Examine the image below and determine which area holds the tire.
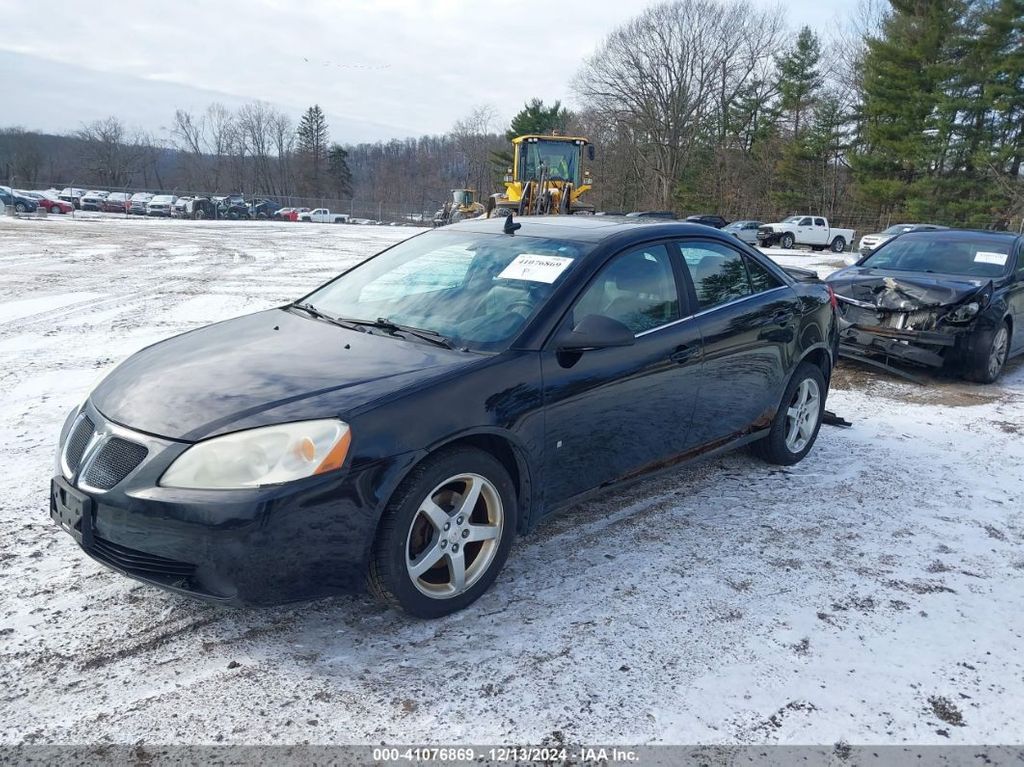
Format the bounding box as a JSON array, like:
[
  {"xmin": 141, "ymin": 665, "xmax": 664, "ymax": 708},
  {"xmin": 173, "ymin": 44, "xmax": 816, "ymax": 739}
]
[
  {"xmin": 227, "ymin": 210, "xmax": 238, "ymax": 220},
  {"xmin": 965, "ymin": 320, "xmax": 1010, "ymax": 384},
  {"xmin": 780, "ymin": 233, "xmax": 795, "ymax": 249},
  {"xmin": 369, "ymin": 447, "xmax": 517, "ymax": 618},
  {"xmin": 830, "ymin": 237, "xmax": 846, "ymax": 253},
  {"xmin": 753, "ymin": 361, "xmax": 827, "ymax": 466},
  {"xmin": 256, "ymin": 212, "xmax": 267, "ymax": 220},
  {"xmin": 14, "ymin": 203, "xmax": 26, "ymax": 213}
]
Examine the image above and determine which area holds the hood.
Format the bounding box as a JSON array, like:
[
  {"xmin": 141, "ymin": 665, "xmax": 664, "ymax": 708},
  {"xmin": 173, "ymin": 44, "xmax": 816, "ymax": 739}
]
[
  {"xmin": 827, "ymin": 267, "xmax": 989, "ymax": 311},
  {"xmin": 92, "ymin": 308, "xmax": 477, "ymax": 441}
]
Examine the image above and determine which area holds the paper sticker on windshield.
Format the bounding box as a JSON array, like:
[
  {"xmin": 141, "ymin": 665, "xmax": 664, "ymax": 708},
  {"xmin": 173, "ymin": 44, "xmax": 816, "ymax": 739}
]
[
  {"xmin": 498, "ymin": 254, "xmax": 573, "ymax": 283},
  {"xmin": 975, "ymin": 251, "xmax": 1008, "ymax": 266}
]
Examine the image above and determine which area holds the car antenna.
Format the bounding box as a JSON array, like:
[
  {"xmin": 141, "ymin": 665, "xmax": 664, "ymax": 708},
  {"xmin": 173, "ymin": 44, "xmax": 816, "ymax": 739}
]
[{"xmin": 503, "ymin": 213, "xmax": 521, "ymax": 235}]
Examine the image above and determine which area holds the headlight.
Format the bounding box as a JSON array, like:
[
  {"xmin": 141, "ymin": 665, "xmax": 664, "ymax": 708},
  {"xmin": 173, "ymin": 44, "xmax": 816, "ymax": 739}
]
[
  {"xmin": 946, "ymin": 302, "xmax": 980, "ymax": 323},
  {"xmin": 160, "ymin": 419, "xmax": 351, "ymax": 489}
]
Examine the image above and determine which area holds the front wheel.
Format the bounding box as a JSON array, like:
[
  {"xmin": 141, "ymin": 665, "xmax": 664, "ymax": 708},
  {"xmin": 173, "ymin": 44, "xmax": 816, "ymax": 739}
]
[
  {"xmin": 780, "ymin": 233, "xmax": 795, "ymax": 249},
  {"xmin": 369, "ymin": 448, "xmax": 517, "ymax": 618},
  {"xmin": 830, "ymin": 237, "xmax": 846, "ymax": 253},
  {"xmin": 965, "ymin": 321, "xmax": 1010, "ymax": 384},
  {"xmin": 753, "ymin": 362, "xmax": 826, "ymax": 465}
]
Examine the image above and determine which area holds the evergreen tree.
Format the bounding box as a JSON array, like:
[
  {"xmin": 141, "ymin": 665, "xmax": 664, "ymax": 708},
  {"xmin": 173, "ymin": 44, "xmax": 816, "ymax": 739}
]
[
  {"xmin": 506, "ymin": 99, "xmax": 573, "ymax": 140},
  {"xmin": 326, "ymin": 143, "xmax": 353, "ymax": 198},
  {"xmin": 296, "ymin": 105, "xmax": 329, "ymax": 194},
  {"xmin": 851, "ymin": 1, "xmax": 964, "ymax": 214},
  {"xmin": 775, "ymin": 27, "xmax": 823, "ymax": 140}
]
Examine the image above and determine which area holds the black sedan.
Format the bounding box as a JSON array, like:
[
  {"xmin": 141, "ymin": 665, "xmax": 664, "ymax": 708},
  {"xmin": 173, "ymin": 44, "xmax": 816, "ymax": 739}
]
[
  {"xmin": 52, "ymin": 216, "xmax": 838, "ymax": 617},
  {"xmin": 827, "ymin": 229, "xmax": 1024, "ymax": 383},
  {"xmin": 0, "ymin": 186, "xmax": 39, "ymax": 213}
]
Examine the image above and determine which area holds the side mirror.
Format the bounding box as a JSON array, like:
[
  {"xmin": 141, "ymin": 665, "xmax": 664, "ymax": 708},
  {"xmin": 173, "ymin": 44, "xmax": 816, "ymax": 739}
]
[
  {"xmin": 587, "ymin": 145, "xmax": 596, "ymax": 161},
  {"xmin": 557, "ymin": 314, "xmax": 635, "ymax": 352}
]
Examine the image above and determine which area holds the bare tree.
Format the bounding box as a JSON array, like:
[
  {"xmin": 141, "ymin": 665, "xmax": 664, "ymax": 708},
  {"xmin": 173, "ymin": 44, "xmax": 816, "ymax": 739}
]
[
  {"xmin": 76, "ymin": 117, "xmax": 146, "ymax": 187},
  {"xmin": 451, "ymin": 104, "xmax": 503, "ymax": 197},
  {"xmin": 573, "ymin": 0, "xmax": 785, "ymax": 208}
]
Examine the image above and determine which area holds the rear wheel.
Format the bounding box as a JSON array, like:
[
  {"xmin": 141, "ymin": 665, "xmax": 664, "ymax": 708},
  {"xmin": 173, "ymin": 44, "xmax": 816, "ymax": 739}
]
[
  {"xmin": 965, "ymin": 320, "xmax": 1010, "ymax": 384},
  {"xmin": 830, "ymin": 237, "xmax": 847, "ymax": 253},
  {"xmin": 780, "ymin": 233, "xmax": 795, "ymax": 249},
  {"xmin": 369, "ymin": 448, "xmax": 516, "ymax": 618},
  {"xmin": 50, "ymin": 205, "xmax": 60, "ymax": 214},
  {"xmin": 15, "ymin": 203, "xmax": 26, "ymax": 213},
  {"xmin": 753, "ymin": 362, "xmax": 826, "ymax": 465}
]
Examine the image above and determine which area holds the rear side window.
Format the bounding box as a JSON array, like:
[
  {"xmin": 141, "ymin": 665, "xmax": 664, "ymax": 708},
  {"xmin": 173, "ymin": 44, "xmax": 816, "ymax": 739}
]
[
  {"xmin": 814, "ymin": 218, "xmax": 826, "ymax": 226},
  {"xmin": 746, "ymin": 256, "xmax": 783, "ymax": 293},
  {"xmin": 678, "ymin": 241, "xmax": 782, "ymax": 310}
]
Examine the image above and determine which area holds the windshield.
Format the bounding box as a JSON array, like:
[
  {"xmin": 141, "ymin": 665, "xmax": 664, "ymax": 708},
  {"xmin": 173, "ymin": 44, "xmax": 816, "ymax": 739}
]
[
  {"xmin": 861, "ymin": 234, "xmax": 1014, "ymax": 279},
  {"xmin": 301, "ymin": 231, "xmax": 589, "ymax": 352},
  {"xmin": 519, "ymin": 140, "xmax": 581, "ymax": 185}
]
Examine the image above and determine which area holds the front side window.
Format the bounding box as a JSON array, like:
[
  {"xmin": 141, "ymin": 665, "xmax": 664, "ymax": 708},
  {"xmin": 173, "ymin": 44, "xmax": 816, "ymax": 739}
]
[
  {"xmin": 304, "ymin": 231, "xmax": 589, "ymax": 351},
  {"xmin": 571, "ymin": 245, "xmax": 680, "ymax": 334},
  {"xmin": 799, "ymin": 217, "xmax": 813, "ymax": 226}
]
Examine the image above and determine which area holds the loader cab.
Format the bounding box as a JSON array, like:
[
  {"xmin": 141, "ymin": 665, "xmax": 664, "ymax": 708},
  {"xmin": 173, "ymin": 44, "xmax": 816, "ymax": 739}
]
[{"xmin": 515, "ymin": 136, "xmax": 588, "ymax": 186}]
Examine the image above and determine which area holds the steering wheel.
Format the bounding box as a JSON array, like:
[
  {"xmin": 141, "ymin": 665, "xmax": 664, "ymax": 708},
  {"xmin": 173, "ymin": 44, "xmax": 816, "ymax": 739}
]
[{"xmin": 504, "ymin": 299, "xmax": 535, "ymax": 316}]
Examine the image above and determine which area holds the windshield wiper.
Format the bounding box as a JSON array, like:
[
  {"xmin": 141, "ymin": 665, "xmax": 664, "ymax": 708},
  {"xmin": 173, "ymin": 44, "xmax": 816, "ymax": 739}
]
[
  {"xmin": 291, "ymin": 305, "xmax": 455, "ymax": 349},
  {"xmin": 290, "ymin": 302, "xmax": 366, "ymax": 332},
  {"xmin": 346, "ymin": 317, "xmax": 455, "ymax": 349}
]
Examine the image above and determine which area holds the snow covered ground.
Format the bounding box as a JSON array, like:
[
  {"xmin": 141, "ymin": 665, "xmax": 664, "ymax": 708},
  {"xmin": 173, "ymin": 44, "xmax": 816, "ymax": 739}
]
[{"xmin": 1, "ymin": 216, "xmax": 1022, "ymax": 747}]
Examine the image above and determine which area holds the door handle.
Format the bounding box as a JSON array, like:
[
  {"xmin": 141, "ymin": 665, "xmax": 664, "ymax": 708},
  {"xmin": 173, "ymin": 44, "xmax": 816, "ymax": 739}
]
[{"xmin": 669, "ymin": 345, "xmax": 699, "ymax": 364}]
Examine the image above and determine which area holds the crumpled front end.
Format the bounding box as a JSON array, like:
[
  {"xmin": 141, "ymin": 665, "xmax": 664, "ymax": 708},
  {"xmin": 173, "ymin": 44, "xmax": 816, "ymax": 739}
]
[{"xmin": 829, "ymin": 272, "xmax": 993, "ymax": 373}]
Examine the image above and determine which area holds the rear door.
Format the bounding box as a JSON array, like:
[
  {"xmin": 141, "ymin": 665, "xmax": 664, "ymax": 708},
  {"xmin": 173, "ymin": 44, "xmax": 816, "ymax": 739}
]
[
  {"xmin": 675, "ymin": 238, "xmax": 802, "ymax": 447},
  {"xmin": 807, "ymin": 218, "xmax": 829, "ymax": 245},
  {"xmin": 1010, "ymin": 244, "xmax": 1024, "ymax": 355},
  {"xmin": 541, "ymin": 242, "xmax": 704, "ymax": 504}
]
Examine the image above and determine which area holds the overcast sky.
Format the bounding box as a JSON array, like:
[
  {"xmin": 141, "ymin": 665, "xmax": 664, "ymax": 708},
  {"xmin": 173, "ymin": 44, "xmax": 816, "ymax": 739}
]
[{"xmin": 3, "ymin": 0, "xmax": 860, "ymax": 144}]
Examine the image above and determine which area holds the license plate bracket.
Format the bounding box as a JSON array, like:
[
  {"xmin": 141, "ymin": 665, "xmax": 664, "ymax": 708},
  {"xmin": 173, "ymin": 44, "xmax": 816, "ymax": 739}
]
[{"xmin": 50, "ymin": 477, "xmax": 94, "ymax": 546}]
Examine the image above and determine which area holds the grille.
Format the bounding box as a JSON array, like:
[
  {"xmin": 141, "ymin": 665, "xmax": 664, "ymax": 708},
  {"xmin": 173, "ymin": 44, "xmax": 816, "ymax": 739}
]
[
  {"xmin": 64, "ymin": 416, "xmax": 95, "ymax": 473},
  {"xmin": 82, "ymin": 437, "xmax": 148, "ymax": 490},
  {"xmin": 91, "ymin": 535, "xmax": 196, "ymax": 579}
]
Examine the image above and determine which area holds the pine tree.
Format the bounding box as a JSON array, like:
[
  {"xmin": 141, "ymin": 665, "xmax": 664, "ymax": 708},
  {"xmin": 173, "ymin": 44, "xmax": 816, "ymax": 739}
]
[
  {"xmin": 506, "ymin": 99, "xmax": 572, "ymax": 140},
  {"xmin": 296, "ymin": 105, "xmax": 329, "ymax": 195},
  {"xmin": 326, "ymin": 143, "xmax": 353, "ymax": 198},
  {"xmin": 775, "ymin": 27, "xmax": 823, "ymax": 141},
  {"xmin": 851, "ymin": 1, "xmax": 965, "ymax": 215}
]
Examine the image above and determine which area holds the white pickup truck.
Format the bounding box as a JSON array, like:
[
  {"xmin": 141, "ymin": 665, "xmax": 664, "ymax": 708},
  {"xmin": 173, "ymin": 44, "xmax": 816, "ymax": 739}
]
[
  {"xmin": 298, "ymin": 208, "xmax": 349, "ymax": 224},
  {"xmin": 756, "ymin": 216, "xmax": 855, "ymax": 253}
]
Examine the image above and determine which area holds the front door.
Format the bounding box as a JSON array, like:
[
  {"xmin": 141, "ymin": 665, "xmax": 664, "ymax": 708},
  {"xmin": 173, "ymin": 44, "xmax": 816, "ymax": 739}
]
[{"xmin": 541, "ymin": 243, "xmax": 703, "ymax": 505}]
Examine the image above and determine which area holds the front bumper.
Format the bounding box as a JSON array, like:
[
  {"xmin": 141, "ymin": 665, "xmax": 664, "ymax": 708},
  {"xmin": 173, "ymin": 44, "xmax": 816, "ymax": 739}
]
[{"xmin": 50, "ymin": 404, "xmax": 416, "ymax": 605}]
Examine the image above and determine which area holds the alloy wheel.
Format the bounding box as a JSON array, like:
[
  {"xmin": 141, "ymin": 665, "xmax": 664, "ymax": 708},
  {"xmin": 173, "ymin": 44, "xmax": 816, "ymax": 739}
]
[
  {"xmin": 989, "ymin": 326, "xmax": 1009, "ymax": 380},
  {"xmin": 405, "ymin": 473, "xmax": 503, "ymax": 599},
  {"xmin": 784, "ymin": 377, "xmax": 821, "ymax": 453}
]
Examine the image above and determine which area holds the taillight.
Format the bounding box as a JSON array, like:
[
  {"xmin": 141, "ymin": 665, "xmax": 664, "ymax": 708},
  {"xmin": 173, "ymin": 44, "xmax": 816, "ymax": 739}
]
[{"xmin": 826, "ymin": 284, "xmax": 838, "ymax": 311}]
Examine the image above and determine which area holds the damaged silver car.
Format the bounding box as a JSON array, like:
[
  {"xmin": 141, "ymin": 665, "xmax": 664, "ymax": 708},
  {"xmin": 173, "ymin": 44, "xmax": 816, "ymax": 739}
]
[{"xmin": 826, "ymin": 229, "xmax": 1024, "ymax": 383}]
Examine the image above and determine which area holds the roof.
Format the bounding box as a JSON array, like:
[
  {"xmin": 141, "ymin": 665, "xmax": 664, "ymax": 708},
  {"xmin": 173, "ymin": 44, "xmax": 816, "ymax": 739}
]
[
  {"xmin": 510, "ymin": 134, "xmax": 590, "ymax": 145},
  {"xmin": 446, "ymin": 214, "xmax": 731, "ymax": 244}
]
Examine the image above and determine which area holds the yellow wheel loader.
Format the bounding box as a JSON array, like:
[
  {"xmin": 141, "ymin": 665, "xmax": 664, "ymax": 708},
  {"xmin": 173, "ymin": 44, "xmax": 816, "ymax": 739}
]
[
  {"xmin": 487, "ymin": 134, "xmax": 594, "ymax": 218},
  {"xmin": 433, "ymin": 189, "xmax": 486, "ymax": 227}
]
